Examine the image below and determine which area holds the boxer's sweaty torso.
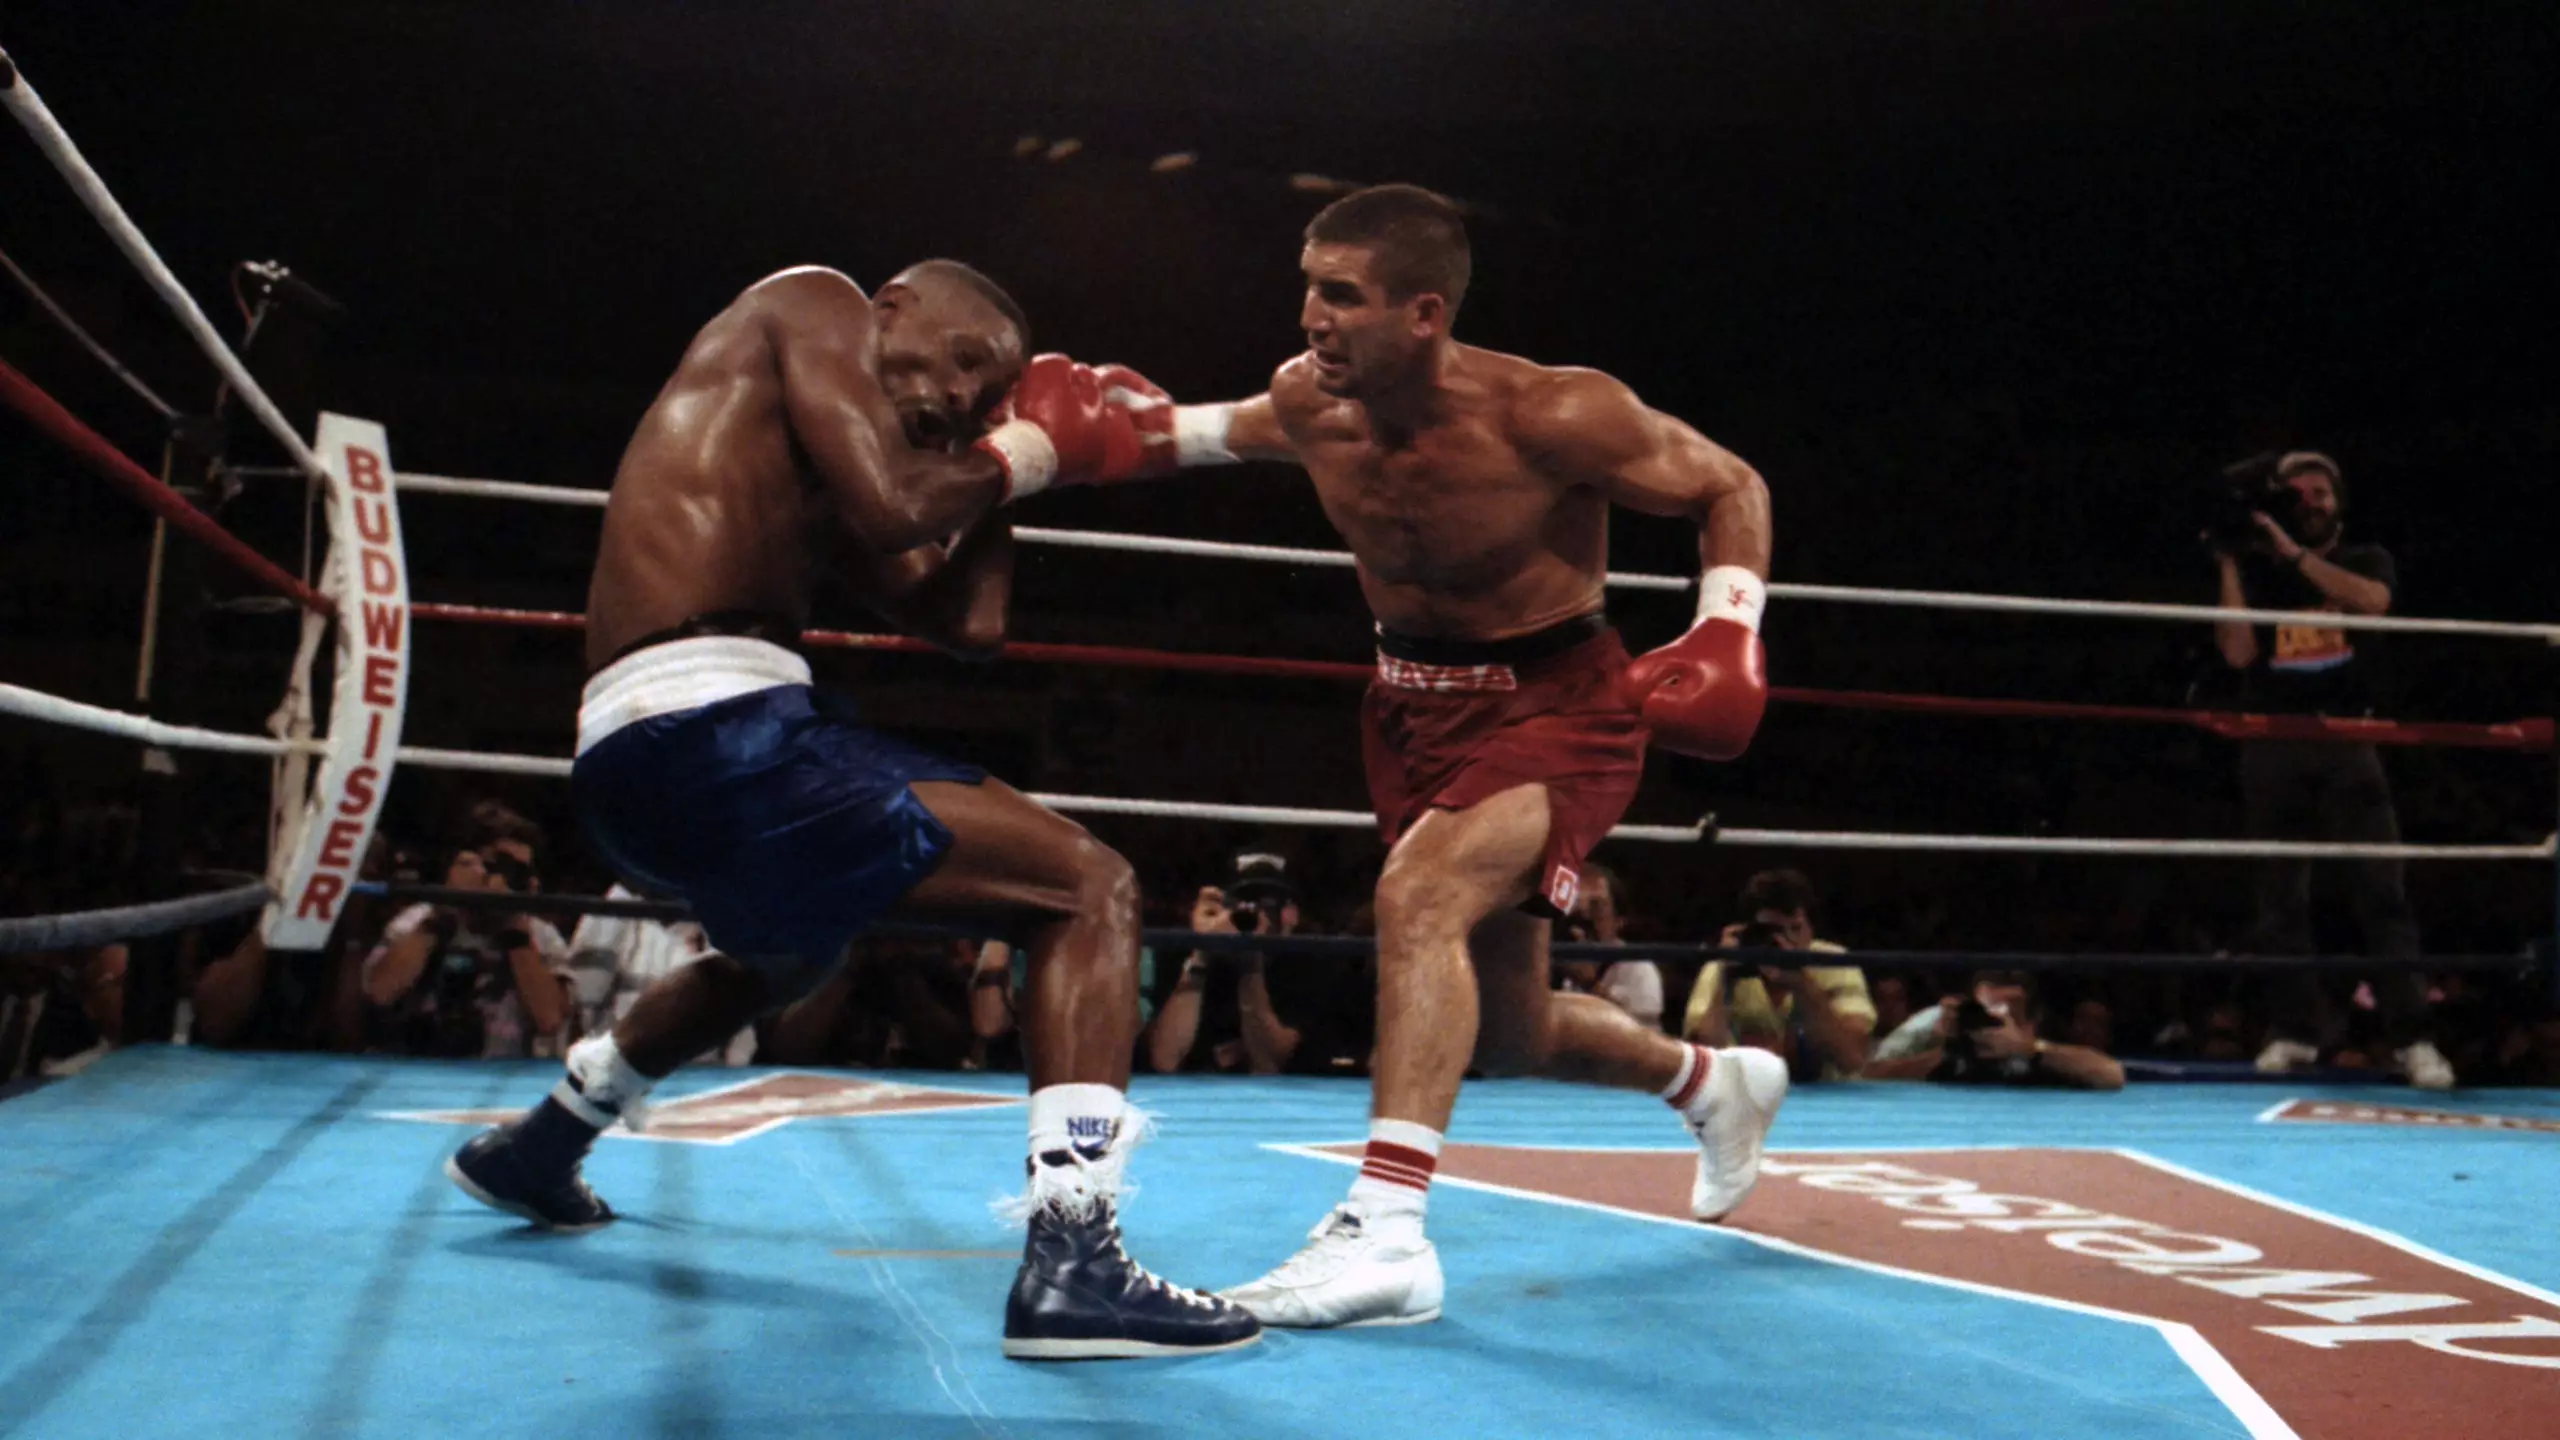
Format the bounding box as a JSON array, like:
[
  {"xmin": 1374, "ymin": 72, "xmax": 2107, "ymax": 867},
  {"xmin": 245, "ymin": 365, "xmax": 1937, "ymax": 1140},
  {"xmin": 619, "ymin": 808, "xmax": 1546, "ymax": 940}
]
[
  {"xmin": 1269, "ymin": 345, "xmax": 1610, "ymax": 642},
  {"xmin": 585, "ymin": 274, "xmax": 870, "ymax": 671}
]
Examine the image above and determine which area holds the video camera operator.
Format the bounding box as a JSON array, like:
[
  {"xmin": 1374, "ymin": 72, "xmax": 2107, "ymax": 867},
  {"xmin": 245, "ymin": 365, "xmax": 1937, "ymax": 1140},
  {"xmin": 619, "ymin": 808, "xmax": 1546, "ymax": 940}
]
[
  {"xmin": 2204, "ymin": 450, "xmax": 2450, "ymax": 1089},
  {"xmin": 1145, "ymin": 851, "xmax": 1368, "ymax": 1076}
]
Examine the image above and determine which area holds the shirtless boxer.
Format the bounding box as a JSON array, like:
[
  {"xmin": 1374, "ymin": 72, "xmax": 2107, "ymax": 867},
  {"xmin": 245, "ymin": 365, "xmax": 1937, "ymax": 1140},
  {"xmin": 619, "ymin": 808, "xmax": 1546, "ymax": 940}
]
[
  {"xmin": 442, "ymin": 262, "xmax": 1257, "ymax": 1359},
  {"xmin": 1128, "ymin": 186, "xmax": 1786, "ymax": 1326}
]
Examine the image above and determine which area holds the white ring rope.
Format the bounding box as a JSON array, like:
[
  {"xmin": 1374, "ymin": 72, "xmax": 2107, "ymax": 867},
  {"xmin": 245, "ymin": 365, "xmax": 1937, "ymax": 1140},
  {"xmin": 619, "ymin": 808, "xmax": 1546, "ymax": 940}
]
[
  {"xmin": 12, "ymin": 681, "xmax": 2545, "ymax": 862},
  {"xmin": 0, "ymin": 243, "xmax": 178, "ymax": 419},
  {"xmin": 0, "ymin": 58, "xmax": 327, "ymax": 485},
  {"xmin": 328, "ymin": 468, "xmax": 2560, "ymax": 641}
]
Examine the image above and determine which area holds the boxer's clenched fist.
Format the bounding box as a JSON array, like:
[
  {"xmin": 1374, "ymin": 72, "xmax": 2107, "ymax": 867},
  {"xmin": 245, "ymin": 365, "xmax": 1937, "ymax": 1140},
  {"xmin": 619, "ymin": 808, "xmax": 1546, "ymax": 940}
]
[
  {"xmin": 975, "ymin": 355, "xmax": 1178, "ymax": 499},
  {"xmin": 1622, "ymin": 566, "xmax": 1769, "ymax": 761}
]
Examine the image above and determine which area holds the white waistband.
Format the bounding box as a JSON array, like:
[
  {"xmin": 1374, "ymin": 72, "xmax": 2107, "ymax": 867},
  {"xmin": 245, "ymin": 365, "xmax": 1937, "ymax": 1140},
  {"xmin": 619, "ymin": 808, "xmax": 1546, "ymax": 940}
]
[{"xmin": 576, "ymin": 635, "xmax": 811, "ymax": 755}]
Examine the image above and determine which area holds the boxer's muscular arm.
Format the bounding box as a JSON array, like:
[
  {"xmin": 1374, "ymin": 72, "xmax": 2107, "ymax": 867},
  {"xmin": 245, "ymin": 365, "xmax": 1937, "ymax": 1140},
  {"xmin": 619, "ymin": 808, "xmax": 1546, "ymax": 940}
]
[
  {"xmin": 1518, "ymin": 369, "xmax": 1772, "ymax": 578},
  {"xmin": 855, "ymin": 516, "xmax": 1015, "ymax": 659},
  {"xmin": 1213, "ymin": 393, "xmax": 1303, "ymax": 463},
  {"xmin": 762, "ymin": 270, "xmax": 1008, "ymax": 552}
]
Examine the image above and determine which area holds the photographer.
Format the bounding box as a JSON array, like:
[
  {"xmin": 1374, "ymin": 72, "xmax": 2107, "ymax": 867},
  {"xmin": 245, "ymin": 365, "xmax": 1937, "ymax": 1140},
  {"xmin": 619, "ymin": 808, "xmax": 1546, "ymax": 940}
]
[
  {"xmin": 1864, "ymin": 970, "xmax": 2124, "ymax": 1090},
  {"xmin": 1681, "ymin": 869, "xmax": 1875, "ymax": 1079},
  {"xmin": 359, "ymin": 810, "xmax": 570, "ymax": 1059},
  {"xmin": 2206, "ymin": 450, "xmax": 2450, "ymax": 1089},
  {"xmin": 1553, "ymin": 864, "xmax": 1662, "ymax": 1030},
  {"xmin": 1145, "ymin": 852, "xmax": 1367, "ymax": 1076}
]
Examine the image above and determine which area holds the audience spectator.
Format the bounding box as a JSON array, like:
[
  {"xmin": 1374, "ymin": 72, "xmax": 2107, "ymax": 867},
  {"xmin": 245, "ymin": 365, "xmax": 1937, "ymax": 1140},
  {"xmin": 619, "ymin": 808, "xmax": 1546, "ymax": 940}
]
[
  {"xmin": 1554, "ymin": 864, "xmax": 1661, "ymax": 1029},
  {"xmin": 1145, "ymin": 851, "xmax": 1370, "ymax": 1076},
  {"xmin": 1, "ymin": 941, "xmax": 124, "ymax": 1084},
  {"xmin": 1866, "ymin": 969, "xmax": 2125, "ymax": 1089},
  {"xmin": 1870, "ymin": 974, "xmax": 1916, "ymax": 1043},
  {"xmin": 359, "ymin": 805, "xmax": 571, "ymax": 1059},
  {"xmin": 760, "ymin": 935, "xmax": 983, "ymax": 1069},
  {"xmin": 1684, "ymin": 869, "xmax": 1876, "ymax": 1079},
  {"xmin": 562, "ymin": 885, "xmax": 753, "ymax": 1063}
]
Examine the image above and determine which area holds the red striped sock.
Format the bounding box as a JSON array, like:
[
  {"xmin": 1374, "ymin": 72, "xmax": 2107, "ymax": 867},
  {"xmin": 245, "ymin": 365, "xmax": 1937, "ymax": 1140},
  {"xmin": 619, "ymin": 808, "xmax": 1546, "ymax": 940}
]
[
  {"xmin": 1661, "ymin": 1043, "xmax": 1714, "ymax": 1116},
  {"xmin": 1345, "ymin": 1118, "xmax": 1442, "ymax": 1219}
]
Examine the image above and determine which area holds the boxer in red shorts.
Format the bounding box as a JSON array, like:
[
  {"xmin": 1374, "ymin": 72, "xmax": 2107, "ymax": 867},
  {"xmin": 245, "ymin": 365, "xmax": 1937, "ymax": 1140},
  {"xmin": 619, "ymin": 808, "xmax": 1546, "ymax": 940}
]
[{"xmin": 1122, "ymin": 185, "xmax": 1788, "ymax": 1326}]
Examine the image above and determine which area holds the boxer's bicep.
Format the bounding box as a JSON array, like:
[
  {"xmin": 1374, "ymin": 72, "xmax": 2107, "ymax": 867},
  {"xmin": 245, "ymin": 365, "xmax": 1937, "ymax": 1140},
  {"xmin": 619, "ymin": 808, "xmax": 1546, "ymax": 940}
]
[{"xmin": 1525, "ymin": 370, "xmax": 1772, "ymax": 573}]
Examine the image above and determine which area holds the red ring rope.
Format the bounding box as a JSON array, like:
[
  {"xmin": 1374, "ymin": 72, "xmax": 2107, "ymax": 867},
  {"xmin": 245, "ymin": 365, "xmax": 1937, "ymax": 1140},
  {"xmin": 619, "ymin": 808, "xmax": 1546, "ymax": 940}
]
[
  {"xmin": 0, "ymin": 356, "xmax": 330, "ymax": 614},
  {"xmin": 407, "ymin": 601, "xmax": 2553, "ymax": 753}
]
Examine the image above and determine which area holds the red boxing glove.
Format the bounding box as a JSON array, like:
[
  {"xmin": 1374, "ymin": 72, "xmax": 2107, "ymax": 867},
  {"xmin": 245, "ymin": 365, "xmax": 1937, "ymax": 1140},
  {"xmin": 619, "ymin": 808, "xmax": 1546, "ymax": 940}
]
[
  {"xmin": 1622, "ymin": 566, "xmax": 1769, "ymax": 761},
  {"xmin": 975, "ymin": 355, "xmax": 1184, "ymax": 500},
  {"xmin": 1093, "ymin": 363, "xmax": 1184, "ymax": 481}
]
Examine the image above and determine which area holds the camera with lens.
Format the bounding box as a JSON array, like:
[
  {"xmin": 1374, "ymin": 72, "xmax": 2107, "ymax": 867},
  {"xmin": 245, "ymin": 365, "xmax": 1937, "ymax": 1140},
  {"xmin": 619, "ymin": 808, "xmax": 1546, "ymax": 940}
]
[
  {"xmin": 1939, "ymin": 996, "xmax": 2004, "ymax": 1063},
  {"xmin": 1728, "ymin": 919, "xmax": 1788, "ymax": 951},
  {"xmin": 482, "ymin": 848, "xmax": 534, "ymax": 892},
  {"xmin": 2203, "ymin": 451, "xmax": 2289, "ymax": 553},
  {"xmin": 1222, "ymin": 850, "xmax": 1295, "ymax": 938}
]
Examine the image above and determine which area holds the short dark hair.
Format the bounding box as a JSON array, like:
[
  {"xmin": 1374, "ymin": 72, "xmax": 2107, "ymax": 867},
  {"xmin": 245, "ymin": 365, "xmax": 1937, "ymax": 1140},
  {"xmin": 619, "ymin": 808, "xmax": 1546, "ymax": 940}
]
[
  {"xmin": 1305, "ymin": 184, "xmax": 1471, "ymax": 314},
  {"xmin": 1971, "ymin": 968, "xmax": 2041, "ymax": 1017},
  {"xmin": 1739, "ymin": 868, "xmax": 1818, "ymax": 919},
  {"xmin": 898, "ymin": 258, "xmax": 1029, "ymax": 350},
  {"xmin": 465, "ymin": 799, "xmax": 544, "ymax": 861},
  {"xmin": 1581, "ymin": 861, "xmax": 1626, "ymax": 911}
]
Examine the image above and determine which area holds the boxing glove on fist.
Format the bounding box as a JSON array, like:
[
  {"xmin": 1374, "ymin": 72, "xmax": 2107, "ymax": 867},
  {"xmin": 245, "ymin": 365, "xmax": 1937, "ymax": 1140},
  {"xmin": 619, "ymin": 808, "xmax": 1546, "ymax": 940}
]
[
  {"xmin": 1622, "ymin": 566, "xmax": 1769, "ymax": 761},
  {"xmin": 976, "ymin": 355, "xmax": 1182, "ymax": 499}
]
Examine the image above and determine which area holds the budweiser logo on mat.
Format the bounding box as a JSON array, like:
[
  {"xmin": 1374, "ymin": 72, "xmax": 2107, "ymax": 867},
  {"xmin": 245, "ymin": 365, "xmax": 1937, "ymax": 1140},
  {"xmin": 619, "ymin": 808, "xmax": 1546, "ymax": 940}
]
[
  {"xmin": 382, "ymin": 1073, "xmax": 1017, "ymax": 1145},
  {"xmin": 2264, "ymin": 1097, "xmax": 2560, "ymax": 1135},
  {"xmin": 1347, "ymin": 1142, "xmax": 2560, "ymax": 1440}
]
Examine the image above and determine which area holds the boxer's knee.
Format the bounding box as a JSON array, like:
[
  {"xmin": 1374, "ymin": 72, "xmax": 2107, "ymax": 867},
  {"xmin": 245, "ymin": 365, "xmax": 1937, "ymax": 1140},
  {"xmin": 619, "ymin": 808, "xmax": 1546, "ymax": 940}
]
[
  {"xmin": 1067, "ymin": 834, "xmax": 1138, "ymax": 919},
  {"xmin": 1373, "ymin": 861, "xmax": 1477, "ymax": 963}
]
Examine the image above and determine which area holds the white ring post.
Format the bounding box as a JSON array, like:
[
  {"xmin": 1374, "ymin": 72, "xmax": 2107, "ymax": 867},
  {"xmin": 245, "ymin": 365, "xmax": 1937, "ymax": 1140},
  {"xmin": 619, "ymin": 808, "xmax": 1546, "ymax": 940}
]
[{"xmin": 264, "ymin": 416, "xmax": 412, "ymax": 949}]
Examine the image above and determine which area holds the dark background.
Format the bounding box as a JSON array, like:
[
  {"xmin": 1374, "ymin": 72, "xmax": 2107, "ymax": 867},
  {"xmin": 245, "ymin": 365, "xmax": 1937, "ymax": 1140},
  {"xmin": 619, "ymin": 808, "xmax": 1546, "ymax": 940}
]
[{"xmin": 2, "ymin": 1, "xmax": 2554, "ymax": 951}]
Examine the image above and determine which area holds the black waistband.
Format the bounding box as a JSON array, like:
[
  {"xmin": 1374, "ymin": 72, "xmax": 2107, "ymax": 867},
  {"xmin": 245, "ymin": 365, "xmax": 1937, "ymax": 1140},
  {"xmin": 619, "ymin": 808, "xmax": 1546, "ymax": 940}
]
[
  {"xmin": 1374, "ymin": 612, "xmax": 1608, "ymax": 668},
  {"xmin": 601, "ymin": 609, "xmax": 804, "ymax": 670}
]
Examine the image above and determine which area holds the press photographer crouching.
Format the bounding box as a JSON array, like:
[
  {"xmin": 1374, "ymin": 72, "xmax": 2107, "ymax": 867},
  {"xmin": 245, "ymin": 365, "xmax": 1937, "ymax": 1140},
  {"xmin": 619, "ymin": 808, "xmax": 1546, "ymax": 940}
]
[
  {"xmin": 1681, "ymin": 869, "xmax": 1875, "ymax": 1079},
  {"xmin": 1144, "ymin": 851, "xmax": 1370, "ymax": 1076},
  {"xmin": 2206, "ymin": 450, "xmax": 2451, "ymax": 1090},
  {"xmin": 359, "ymin": 809, "xmax": 571, "ymax": 1059},
  {"xmin": 1864, "ymin": 970, "xmax": 2125, "ymax": 1090}
]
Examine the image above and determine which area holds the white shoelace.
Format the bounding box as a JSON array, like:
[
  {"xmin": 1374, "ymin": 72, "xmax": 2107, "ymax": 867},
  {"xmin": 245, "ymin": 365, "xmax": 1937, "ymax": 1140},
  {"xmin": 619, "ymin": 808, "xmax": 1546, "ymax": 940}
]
[{"xmin": 1258, "ymin": 1208, "xmax": 1370, "ymax": 1286}]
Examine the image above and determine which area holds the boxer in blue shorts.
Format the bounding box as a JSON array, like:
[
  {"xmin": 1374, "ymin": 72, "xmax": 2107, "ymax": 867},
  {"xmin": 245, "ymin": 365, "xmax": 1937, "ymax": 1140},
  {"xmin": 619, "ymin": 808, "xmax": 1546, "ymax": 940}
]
[{"xmin": 443, "ymin": 261, "xmax": 1257, "ymax": 1359}]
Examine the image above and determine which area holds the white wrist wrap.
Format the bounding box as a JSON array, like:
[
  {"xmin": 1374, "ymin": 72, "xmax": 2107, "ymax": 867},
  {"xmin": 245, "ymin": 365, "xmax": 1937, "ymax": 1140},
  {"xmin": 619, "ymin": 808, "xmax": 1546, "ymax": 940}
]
[
  {"xmin": 1172, "ymin": 403, "xmax": 1240, "ymax": 467},
  {"xmin": 979, "ymin": 419, "xmax": 1058, "ymax": 501},
  {"xmin": 1696, "ymin": 565, "xmax": 1768, "ymax": 633}
]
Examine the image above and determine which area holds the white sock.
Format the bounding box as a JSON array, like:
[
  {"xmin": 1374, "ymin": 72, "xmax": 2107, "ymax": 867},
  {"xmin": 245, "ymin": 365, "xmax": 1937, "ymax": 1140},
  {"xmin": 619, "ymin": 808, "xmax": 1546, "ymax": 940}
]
[
  {"xmin": 1344, "ymin": 1117, "xmax": 1441, "ymax": 1229},
  {"xmin": 1659, "ymin": 1043, "xmax": 1716, "ymax": 1121},
  {"xmin": 1021, "ymin": 1083, "xmax": 1133, "ymax": 1219},
  {"xmin": 553, "ymin": 1033, "xmax": 659, "ymax": 1130}
]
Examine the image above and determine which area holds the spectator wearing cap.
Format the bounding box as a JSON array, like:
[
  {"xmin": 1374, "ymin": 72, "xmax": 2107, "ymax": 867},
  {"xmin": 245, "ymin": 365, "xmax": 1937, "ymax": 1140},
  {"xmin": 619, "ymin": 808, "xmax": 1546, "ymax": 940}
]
[
  {"xmin": 2206, "ymin": 450, "xmax": 2450, "ymax": 1089},
  {"xmin": 1145, "ymin": 851, "xmax": 1371, "ymax": 1076}
]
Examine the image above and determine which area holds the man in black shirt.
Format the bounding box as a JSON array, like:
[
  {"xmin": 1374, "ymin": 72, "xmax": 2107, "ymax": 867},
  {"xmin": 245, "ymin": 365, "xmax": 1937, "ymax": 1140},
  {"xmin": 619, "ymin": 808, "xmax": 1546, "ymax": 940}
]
[{"xmin": 2210, "ymin": 451, "xmax": 2449, "ymax": 1088}]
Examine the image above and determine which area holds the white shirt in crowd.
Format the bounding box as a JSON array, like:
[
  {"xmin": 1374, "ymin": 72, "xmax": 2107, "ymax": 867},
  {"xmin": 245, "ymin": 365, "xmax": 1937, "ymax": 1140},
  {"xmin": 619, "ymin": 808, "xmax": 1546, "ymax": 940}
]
[{"xmin": 565, "ymin": 886, "xmax": 754, "ymax": 1065}]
